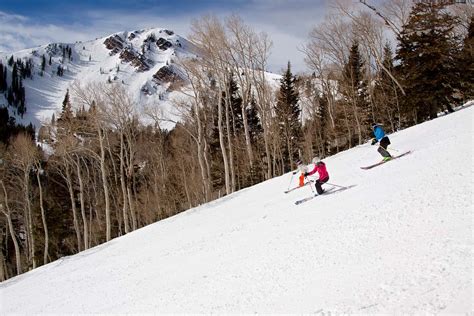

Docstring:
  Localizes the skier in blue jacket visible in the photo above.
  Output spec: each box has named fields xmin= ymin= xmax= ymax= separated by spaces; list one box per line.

xmin=371 ymin=124 xmax=392 ymax=160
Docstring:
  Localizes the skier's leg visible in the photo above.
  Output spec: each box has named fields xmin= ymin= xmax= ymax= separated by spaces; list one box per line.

xmin=378 ymin=146 xmax=391 ymax=158
xmin=315 ymin=176 xmax=329 ymax=194
xmin=378 ymin=137 xmax=392 ymax=158
xmin=315 ymin=180 xmax=324 ymax=195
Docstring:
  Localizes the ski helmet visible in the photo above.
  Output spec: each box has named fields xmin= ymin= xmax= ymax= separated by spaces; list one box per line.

xmin=312 ymin=157 xmax=320 ymax=164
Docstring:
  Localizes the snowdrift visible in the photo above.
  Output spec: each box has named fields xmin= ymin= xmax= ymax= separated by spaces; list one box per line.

xmin=0 ymin=107 xmax=472 ymax=313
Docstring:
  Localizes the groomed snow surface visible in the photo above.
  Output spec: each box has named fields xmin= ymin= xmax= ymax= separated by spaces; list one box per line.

xmin=1 ymin=106 xmax=472 ymax=314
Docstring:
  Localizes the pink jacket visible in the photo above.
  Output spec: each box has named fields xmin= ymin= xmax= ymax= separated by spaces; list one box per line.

xmin=306 ymin=162 xmax=329 ymax=180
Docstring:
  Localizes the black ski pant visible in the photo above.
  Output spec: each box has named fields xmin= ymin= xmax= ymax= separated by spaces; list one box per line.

xmin=377 ymin=136 xmax=392 ymax=158
xmin=316 ymin=176 xmax=329 ymax=195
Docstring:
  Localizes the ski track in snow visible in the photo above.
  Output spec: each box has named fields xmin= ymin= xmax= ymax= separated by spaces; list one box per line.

xmin=0 ymin=107 xmax=472 ymax=313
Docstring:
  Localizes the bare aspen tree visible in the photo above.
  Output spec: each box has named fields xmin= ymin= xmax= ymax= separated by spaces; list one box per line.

xmin=379 ymin=0 xmax=413 ymax=35
xmin=53 ymin=136 xmax=83 ymax=251
xmin=226 ymin=15 xmax=256 ymax=169
xmin=250 ymin=31 xmax=274 ymax=178
xmin=302 ymin=44 xmax=338 ymax=146
xmin=166 ymin=59 xmax=212 ymax=201
xmin=72 ymin=82 xmax=113 ymax=241
xmin=73 ymin=155 xmax=89 ymax=250
xmin=10 ymin=134 xmax=38 ymax=269
xmin=0 ymin=181 xmax=22 ymax=275
xmin=99 ymin=85 xmax=139 ymax=233
xmin=35 ymin=161 xmax=49 ymax=264
xmin=0 ymin=232 xmax=5 ymax=281
xmin=336 ymin=2 xmax=406 ymax=96
xmin=190 ymin=15 xmax=235 ymax=194
xmin=224 ymin=77 xmax=236 ymax=192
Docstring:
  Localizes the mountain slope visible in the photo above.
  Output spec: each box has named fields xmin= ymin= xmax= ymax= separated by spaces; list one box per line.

xmin=0 ymin=28 xmax=194 ymax=129
xmin=0 ymin=107 xmax=472 ymax=313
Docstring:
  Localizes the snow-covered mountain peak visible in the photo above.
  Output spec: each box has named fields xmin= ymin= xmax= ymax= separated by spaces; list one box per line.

xmin=0 ymin=27 xmax=194 ymax=129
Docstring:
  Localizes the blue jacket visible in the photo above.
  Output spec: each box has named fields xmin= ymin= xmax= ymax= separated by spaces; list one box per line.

xmin=373 ymin=125 xmax=385 ymax=141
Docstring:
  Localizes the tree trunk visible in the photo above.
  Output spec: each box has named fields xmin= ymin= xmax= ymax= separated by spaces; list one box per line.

xmin=65 ymin=163 xmax=82 ymax=252
xmin=0 ymin=233 xmax=5 ymax=281
xmin=263 ymin=129 xmax=272 ymax=179
xmin=36 ymin=169 xmax=49 ymax=265
xmin=98 ymin=127 xmax=111 ymax=242
xmin=218 ymin=86 xmax=231 ymax=195
xmin=119 ymin=134 xmax=130 ymax=234
xmin=194 ymin=96 xmax=211 ymax=202
xmin=241 ymin=99 xmax=254 ymax=168
xmin=125 ymin=131 xmax=138 ymax=231
xmin=0 ymin=182 xmax=22 ymax=275
xmin=24 ymin=170 xmax=36 ymax=269
xmin=225 ymin=90 xmax=236 ymax=192
xmin=75 ymin=157 xmax=89 ymax=250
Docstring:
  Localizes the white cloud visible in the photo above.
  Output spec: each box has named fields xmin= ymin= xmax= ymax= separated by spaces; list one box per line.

xmin=0 ymin=11 xmax=92 ymax=52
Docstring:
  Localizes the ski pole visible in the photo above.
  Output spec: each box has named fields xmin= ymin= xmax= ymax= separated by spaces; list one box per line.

xmin=388 ymin=147 xmax=400 ymax=152
xmin=305 ymin=176 xmax=316 ymax=195
xmin=287 ymin=172 xmax=295 ymax=191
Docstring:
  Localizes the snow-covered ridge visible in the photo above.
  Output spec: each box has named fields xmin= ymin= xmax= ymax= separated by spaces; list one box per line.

xmin=0 ymin=27 xmax=195 ymax=129
xmin=0 ymin=106 xmax=471 ymax=313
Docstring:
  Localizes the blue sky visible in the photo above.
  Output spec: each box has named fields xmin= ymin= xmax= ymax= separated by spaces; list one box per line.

xmin=0 ymin=0 xmax=328 ymax=72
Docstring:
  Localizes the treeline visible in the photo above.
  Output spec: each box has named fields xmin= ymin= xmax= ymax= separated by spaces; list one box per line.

xmin=300 ymin=1 xmax=472 ymax=157
xmin=0 ymin=1 xmax=472 ymax=280
xmin=0 ymin=42 xmax=74 ymax=118
xmin=1 ymin=57 xmax=32 ymax=117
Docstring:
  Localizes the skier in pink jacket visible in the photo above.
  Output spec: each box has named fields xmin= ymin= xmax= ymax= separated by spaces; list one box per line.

xmin=303 ymin=157 xmax=329 ymax=194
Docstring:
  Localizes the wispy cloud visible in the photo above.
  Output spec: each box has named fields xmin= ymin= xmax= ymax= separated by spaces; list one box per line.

xmin=0 ymin=11 xmax=92 ymax=52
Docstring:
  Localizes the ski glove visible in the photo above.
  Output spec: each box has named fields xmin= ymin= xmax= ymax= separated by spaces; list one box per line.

xmin=303 ymin=172 xmax=309 ymax=177
xmin=371 ymin=138 xmax=377 ymax=145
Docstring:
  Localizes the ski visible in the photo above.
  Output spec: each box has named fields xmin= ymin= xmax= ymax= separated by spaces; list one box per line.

xmin=360 ymin=150 xmax=412 ymax=170
xmin=284 ymin=180 xmax=314 ymax=193
xmin=294 ymin=187 xmax=336 ymax=205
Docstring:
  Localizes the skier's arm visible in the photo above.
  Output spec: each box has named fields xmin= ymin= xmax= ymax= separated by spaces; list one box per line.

xmin=304 ymin=165 xmax=318 ymax=177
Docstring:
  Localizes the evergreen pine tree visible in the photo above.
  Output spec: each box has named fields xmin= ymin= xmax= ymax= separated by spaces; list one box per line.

xmin=2 ymin=64 xmax=6 ymax=90
xmin=61 ymin=89 xmax=73 ymax=119
xmin=8 ymin=55 xmax=14 ymax=66
xmin=247 ymin=93 xmax=262 ymax=143
xmin=7 ymin=87 xmax=14 ymax=106
xmin=275 ymin=61 xmax=301 ymax=170
xmin=316 ymin=93 xmax=329 ymax=155
xmin=373 ymin=43 xmax=399 ymax=131
xmin=41 ymin=54 xmax=46 ymax=72
xmin=226 ymin=75 xmax=243 ymax=133
xmin=0 ymin=63 xmax=5 ymax=92
xmin=12 ymin=63 xmax=17 ymax=89
xmin=396 ymin=1 xmax=460 ymax=124
xmin=49 ymin=55 xmax=52 ymax=65
xmin=17 ymin=79 xmax=26 ymax=117
xmin=343 ymin=41 xmax=371 ymax=142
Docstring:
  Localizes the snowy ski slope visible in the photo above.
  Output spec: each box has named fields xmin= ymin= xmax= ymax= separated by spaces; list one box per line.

xmin=0 ymin=106 xmax=472 ymax=313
